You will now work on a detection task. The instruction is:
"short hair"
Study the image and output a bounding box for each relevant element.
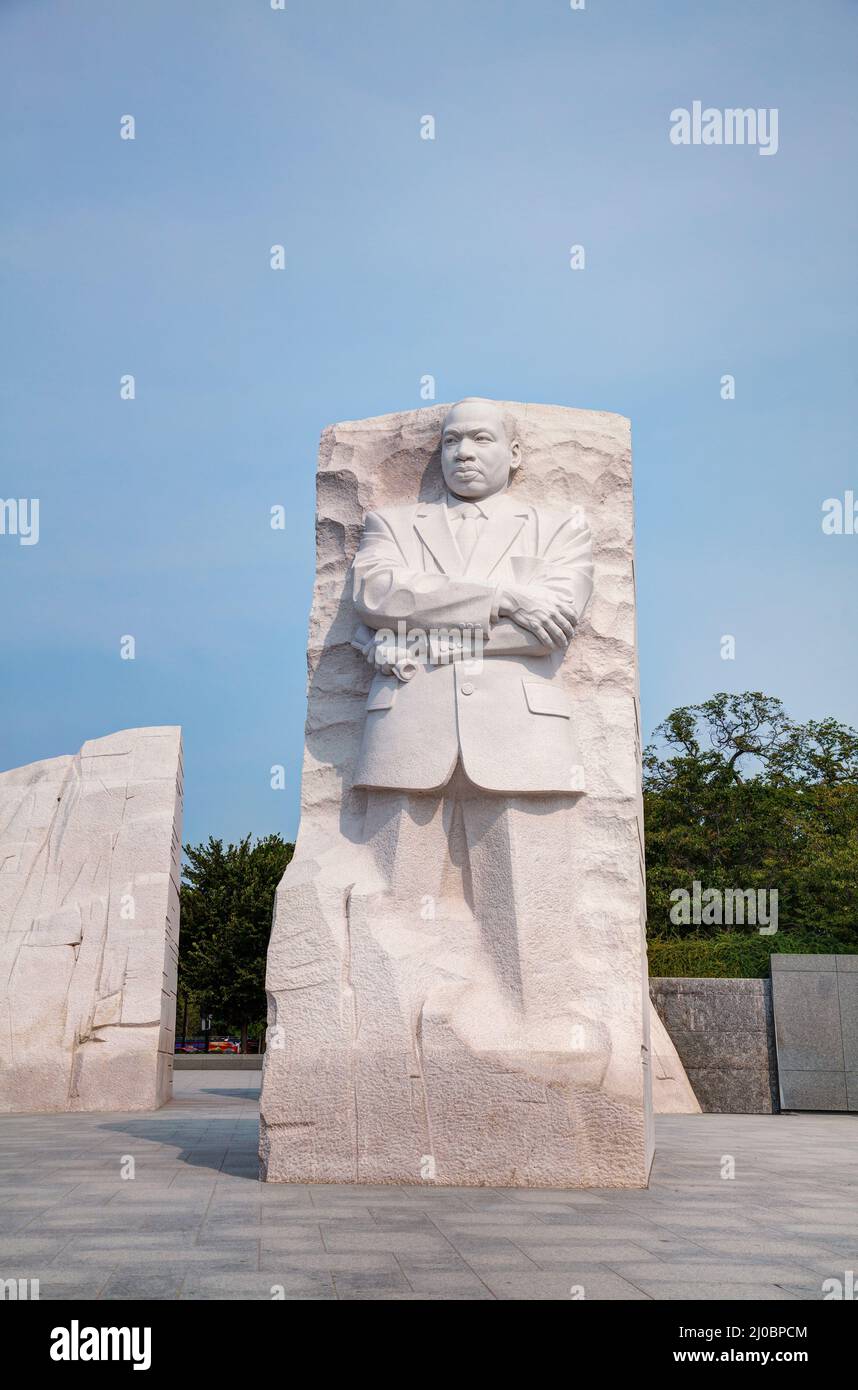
[443,397,519,448]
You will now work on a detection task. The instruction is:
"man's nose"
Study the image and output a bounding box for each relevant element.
[456,440,476,461]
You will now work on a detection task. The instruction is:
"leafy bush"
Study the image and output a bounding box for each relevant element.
[648,931,858,980]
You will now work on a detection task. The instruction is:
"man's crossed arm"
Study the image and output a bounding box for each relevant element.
[352,507,594,653]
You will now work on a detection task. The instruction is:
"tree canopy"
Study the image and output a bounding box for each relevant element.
[644,692,858,954]
[178,834,293,1048]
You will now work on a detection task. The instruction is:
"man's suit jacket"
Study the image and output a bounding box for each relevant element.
[350,490,594,794]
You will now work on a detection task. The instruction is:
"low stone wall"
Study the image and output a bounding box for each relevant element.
[174,1055,263,1071]
[649,977,779,1114]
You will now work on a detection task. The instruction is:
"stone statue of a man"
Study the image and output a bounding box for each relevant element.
[350,397,594,793]
[260,396,654,1188]
[344,397,596,1033]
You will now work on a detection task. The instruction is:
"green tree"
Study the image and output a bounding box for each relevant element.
[643,693,858,963]
[179,834,294,1051]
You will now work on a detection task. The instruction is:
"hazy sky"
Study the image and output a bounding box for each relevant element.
[2,0,856,846]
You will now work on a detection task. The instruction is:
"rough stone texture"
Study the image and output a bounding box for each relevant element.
[649,1001,701,1114]
[261,402,654,1187]
[650,977,779,1114]
[771,954,858,1112]
[0,728,183,1112]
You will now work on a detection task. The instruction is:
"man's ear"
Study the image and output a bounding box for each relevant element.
[509,438,522,472]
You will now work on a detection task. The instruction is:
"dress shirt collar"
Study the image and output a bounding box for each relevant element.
[445,488,509,520]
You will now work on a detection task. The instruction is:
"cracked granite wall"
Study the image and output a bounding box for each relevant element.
[0,727,183,1112]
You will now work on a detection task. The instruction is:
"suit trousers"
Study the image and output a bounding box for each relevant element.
[360,759,582,1026]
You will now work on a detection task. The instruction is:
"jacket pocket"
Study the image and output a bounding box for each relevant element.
[523,681,571,718]
[366,679,397,712]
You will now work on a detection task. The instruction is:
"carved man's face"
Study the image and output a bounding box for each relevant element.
[440,400,520,501]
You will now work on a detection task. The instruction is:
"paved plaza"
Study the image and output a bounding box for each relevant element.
[0,1072,855,1300]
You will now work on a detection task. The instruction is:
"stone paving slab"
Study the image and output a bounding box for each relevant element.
[0,1070,855,1300]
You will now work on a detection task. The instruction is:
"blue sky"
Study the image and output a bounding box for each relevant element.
[2,0,856,847]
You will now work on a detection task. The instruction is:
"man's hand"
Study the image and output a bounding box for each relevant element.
[353,629,420,681]
[496,585,578,649]
[354,629,400,675]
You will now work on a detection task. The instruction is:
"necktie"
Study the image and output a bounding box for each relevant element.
[454,503,481,568]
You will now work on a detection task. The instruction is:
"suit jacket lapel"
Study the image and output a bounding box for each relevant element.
[413,503,465,577]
